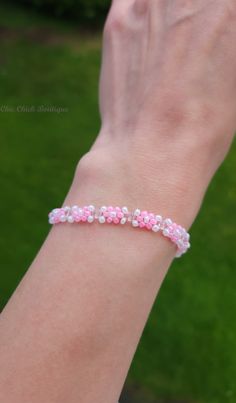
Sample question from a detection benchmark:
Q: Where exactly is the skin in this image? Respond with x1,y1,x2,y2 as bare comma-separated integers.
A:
0,1,235,402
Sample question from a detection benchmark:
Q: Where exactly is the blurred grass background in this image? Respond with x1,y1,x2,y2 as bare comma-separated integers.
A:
0,2,236,402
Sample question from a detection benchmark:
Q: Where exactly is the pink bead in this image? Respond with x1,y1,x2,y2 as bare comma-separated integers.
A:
48,205,190,258
139,222,145,228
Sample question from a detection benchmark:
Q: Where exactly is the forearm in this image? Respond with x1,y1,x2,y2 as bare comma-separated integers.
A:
0,152,179,403
1,0,236,400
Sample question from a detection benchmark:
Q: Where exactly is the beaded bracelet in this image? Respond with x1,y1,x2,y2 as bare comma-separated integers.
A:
48,205,190,258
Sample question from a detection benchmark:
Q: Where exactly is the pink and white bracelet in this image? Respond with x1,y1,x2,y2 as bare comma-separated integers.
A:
48,205,190,258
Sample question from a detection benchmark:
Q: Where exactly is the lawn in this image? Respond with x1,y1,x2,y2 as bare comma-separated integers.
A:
0,3,236,403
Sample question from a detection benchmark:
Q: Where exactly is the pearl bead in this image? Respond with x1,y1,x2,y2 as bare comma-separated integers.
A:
155,215,162,222
164,218,172,226
163,228,170,236
177,239,184,248
48,205,190,258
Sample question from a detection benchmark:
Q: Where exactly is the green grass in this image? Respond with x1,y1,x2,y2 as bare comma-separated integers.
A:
0,4,236,403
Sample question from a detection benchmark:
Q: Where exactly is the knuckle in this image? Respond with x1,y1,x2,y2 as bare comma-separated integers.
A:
103,10,128,37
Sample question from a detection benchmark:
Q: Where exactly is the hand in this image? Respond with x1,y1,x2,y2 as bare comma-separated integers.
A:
74,0,236,228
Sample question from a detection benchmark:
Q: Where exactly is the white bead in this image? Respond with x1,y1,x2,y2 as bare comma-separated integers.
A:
53,208,60,214
120,217,127,225
178,227,185,236
144,216,149,224
152,225,160,232
176,251,182,258
49,217,54,224
134,209,141,216
122,206,128,214
60,215,67,222
78,208,83,215
88,205,95,212
155,215,162,222
100,206,107,212
177,239,184,248
72,205,78,211
132,220,139,227
163,228,170,236
64,206,70,212
98,216,106,224
110,211,116,218
67,216,74,223
174,229,182,237
164,218,172,226
87,216,94,223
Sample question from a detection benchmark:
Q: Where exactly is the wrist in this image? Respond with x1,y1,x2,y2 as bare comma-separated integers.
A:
67,138,205,230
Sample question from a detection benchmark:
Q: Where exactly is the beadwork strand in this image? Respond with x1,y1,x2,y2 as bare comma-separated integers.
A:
48,205,190,258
